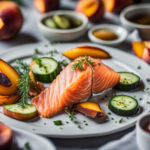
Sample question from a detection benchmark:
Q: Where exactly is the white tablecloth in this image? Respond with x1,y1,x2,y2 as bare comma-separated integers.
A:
0,0,148,150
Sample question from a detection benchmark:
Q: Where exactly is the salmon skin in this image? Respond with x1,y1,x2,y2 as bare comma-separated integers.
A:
31,57,120,118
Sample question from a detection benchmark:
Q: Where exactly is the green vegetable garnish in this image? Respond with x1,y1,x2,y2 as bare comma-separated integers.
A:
107,112,111,115
31,49,39,61
65,107,76,121
49,41,58,45
53,120,62,126
36,59,42,68
137,66,141,69
46,49,57,57
78,125,81,128
119,118,123,123
24,142,31,150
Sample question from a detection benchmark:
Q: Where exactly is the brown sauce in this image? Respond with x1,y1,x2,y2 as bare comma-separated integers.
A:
128,14,150,25
93,29,119,41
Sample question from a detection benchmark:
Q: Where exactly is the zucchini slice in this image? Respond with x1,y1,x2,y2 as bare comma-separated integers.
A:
3,104,38,121
109,95,139,116
115,72,140,91
29,57,61,83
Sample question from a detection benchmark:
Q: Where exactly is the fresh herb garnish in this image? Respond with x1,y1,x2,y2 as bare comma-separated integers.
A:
83,120,86,122
147,78,150,82
85,123,88,125
58,59,69,67
139,98,142,100
66,121,69,124
31,49,39,61
49,41,57,45
143,88,149,93
107,112,111,115
53,120,62,126
137,66,141,69
45,45,48,47
127,117,129,119
147,101,150,104
14,60,34,108
60,127,62,129
24,142,31,150
78,125,81,128
119,118,123,123
44,123,46,125
65,107,76,121
32,129,35,131
36,59,42,68
115,121,117,123
111,118,114,120
98,63,100,65
46,49,57,57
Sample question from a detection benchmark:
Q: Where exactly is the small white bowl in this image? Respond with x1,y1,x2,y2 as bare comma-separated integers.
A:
120,4,150,40
88,24,128,46
136,113,150,150
37,10,89,42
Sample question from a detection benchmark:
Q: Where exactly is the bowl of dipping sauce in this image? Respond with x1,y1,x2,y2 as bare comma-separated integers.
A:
136,113,150,150
88,24,128,46
120,4,150,40
37,10,88,42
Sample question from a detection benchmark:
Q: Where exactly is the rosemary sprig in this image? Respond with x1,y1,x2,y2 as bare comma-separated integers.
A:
65,107,76,121
14,60,32,108
46,49,57,57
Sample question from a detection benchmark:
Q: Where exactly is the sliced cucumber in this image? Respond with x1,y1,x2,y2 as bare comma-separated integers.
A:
53,15,70,29
44,18,57,29
115,72,140,91
109,95,139,116
3,104,37,114
30,57,61,83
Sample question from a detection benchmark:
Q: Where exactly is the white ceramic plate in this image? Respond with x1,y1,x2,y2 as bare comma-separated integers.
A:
9,126,56,150
0,42,150,138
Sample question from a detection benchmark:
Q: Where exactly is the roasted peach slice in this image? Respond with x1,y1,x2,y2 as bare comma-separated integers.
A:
0,123,12,150
63,45,111,60
29,70,45,97
0,59,20,96
3,104,38,121
74,102,104,118
132,41,150,58
0,94,20,105
142,47,150,64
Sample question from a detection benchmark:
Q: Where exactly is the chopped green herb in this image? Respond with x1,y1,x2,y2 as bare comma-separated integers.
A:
147,78,150,82
46,49,57,57
115,121,117,123
36,59,42,68
49,41,57,45
24,142,31,150
137,66,141,69
3,102,5,104
127,117,129,119
139,98,142,100
45,45,48,47
53,120,62,126
60,127,62,129
44,123,46,125
111,118,114,120
147,101,150,104
106,118,109,121
32,129,35,131
43,66,48,73
98,63,100,65
74,121,77,124
66,121,69,124
143,88,149,93
83,120,86,122
85,123,88,125
78,125,81,128
119,118,123,123
31,49,39,61
107,112,111,115
65,107,76,121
